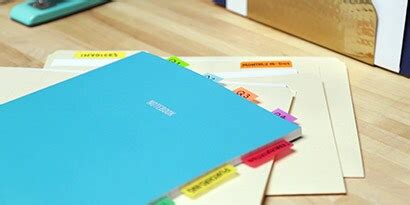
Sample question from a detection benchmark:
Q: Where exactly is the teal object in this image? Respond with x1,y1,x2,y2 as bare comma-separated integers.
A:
10,0,109,26
0,52,301,204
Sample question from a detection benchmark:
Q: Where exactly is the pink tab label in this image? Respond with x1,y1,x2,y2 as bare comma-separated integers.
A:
272,108,297,122
241,139,293,168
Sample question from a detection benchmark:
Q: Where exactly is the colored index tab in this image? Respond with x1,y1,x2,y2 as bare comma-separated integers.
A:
240,61,292,69
203,73,223,82
167,56,190,67
241,139,293,168
74,51,126,59
272,108,297,122
152,197,175,205
181,164,237,198
233,87,258,101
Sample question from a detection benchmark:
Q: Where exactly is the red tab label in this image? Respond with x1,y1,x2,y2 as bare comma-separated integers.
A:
241,139,293,168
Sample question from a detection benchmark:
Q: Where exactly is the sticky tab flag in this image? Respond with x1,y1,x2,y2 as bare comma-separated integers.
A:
167,56,190,67
272,108,297,122
152,197,175,205
233,87,258,101
181,164,237,198
74,51,126,59
240,61,292,69
203,73,223,82
151,197,175,205
241,139,293,168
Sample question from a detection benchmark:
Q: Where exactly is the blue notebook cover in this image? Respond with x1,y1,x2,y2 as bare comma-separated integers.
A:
400,4,410,77
0,52,300,205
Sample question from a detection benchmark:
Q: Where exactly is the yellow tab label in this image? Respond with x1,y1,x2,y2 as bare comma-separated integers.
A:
74,51,126,59
181,164,237,198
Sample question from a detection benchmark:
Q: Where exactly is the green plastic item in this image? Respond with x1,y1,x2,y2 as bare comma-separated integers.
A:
10,0,109,27
151,197,175,205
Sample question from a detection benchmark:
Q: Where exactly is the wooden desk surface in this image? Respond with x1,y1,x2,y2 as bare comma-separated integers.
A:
1,0,409,204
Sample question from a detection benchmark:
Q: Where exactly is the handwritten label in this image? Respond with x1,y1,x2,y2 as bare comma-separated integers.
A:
167,56,190,67
233,87,258,101
181,164,237,198
152,197,175,205
203,73,223,82
241,139,293,168
272,108,297,122
240,61,292,69
74,51,126,59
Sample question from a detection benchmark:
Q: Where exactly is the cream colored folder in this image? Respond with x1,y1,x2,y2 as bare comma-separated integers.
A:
222,77,346,195
0,68,78,104
0,67,295,204
44,51,363,178
183,57,363,178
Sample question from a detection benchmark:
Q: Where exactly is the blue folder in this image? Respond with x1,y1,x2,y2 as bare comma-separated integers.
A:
400,5,410,77
0,52,300,205
213,0,226,7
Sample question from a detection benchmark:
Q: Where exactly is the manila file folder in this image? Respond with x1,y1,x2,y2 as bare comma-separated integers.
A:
43,52,364,179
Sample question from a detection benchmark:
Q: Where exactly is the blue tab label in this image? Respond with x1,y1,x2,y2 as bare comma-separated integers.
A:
203,73,223,82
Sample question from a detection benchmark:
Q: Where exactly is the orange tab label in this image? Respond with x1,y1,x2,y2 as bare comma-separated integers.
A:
240,61,292,69
241,139,293,168
233,87,258,101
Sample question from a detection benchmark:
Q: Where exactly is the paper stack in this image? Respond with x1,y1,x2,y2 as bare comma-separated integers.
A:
0,50,364,205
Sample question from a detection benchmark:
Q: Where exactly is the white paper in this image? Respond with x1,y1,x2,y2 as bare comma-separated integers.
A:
373,0,408,72
226,0,248,16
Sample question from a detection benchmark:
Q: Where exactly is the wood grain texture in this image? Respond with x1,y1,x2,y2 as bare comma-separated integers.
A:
1,0,409,204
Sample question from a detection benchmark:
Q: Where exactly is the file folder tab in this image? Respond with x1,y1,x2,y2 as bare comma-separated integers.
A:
203,73,223,82
240,60,292,69
167,56,190,67
181,164,238,198
74,51,126,59
272,108,297,122
233,87,258,101
152,197,175,205
242,139,293,168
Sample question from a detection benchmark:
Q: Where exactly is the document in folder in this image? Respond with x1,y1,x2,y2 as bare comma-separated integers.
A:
0,67,295,205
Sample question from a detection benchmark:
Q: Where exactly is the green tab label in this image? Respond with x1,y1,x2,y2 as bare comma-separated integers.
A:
152,197,175,205
167,56,190,67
